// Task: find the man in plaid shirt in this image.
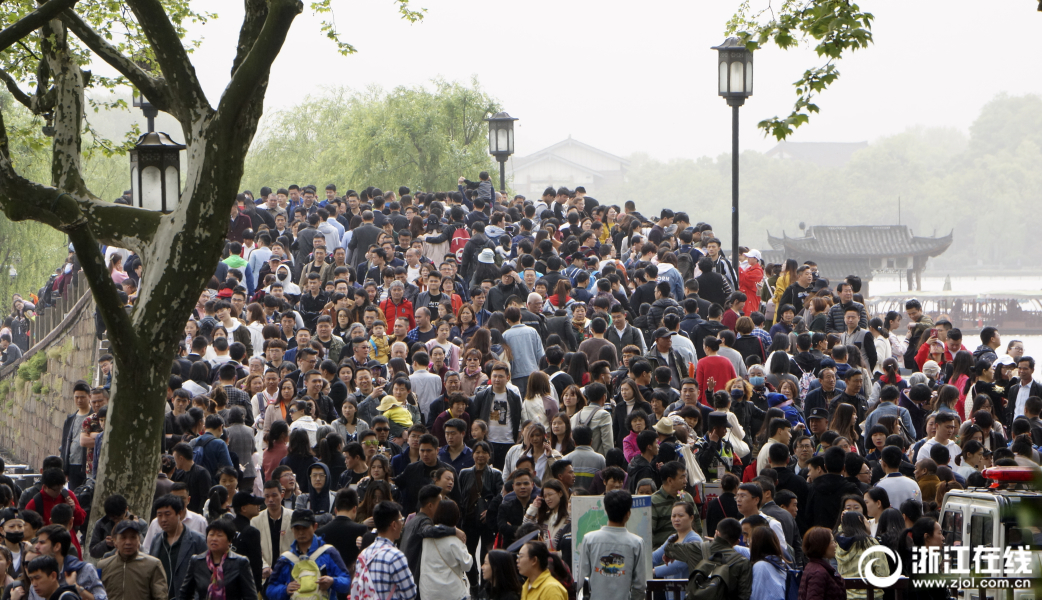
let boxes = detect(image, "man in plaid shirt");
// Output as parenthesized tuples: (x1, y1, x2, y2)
(353, 501, 417, 600)
(218, 363, 254, 426)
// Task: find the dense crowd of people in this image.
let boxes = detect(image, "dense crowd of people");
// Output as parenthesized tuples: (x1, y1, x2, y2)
(1, 175, 1038, 600)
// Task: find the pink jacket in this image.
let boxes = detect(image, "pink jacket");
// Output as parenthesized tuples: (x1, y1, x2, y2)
(623, 431, 640, 463)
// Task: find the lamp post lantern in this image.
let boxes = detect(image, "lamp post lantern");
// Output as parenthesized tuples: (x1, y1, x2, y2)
(129, 131, 185, 213)
(485, 111, 518, 198)
(712, 36, 753, 273)
(130, 87, 185, 213)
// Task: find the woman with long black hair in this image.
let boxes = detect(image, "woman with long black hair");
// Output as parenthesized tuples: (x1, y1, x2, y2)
(477, 550, 522, 600)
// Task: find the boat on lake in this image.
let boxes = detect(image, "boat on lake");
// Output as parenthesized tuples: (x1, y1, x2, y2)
(868, 291, 1042, 336)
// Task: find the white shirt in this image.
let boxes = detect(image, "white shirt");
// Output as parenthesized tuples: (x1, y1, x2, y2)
(1016, 381, 1034, 418)
(916, 437, 961, 466)
(142, 510, 207, 549)
(410, 370, 444, 421)
(876, 472, 922, 507)
(488, 391, 513, 444)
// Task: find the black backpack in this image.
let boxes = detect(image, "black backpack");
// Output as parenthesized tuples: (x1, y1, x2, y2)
(687, 541, 738, 600)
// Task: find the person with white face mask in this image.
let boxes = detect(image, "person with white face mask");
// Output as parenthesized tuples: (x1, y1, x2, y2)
(266, 264, 300, 301)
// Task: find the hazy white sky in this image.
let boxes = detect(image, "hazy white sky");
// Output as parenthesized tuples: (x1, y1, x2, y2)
(126, 1, 1042, 160)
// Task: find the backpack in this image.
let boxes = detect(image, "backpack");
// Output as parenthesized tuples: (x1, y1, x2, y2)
(33, 488, 72, 521)
(677, 251, 695, 282)
(450, 227, 470, 262)
(687, 541, 738, 600)
(797, 365, 817, 402)
(351, 550, 398, 600)
(280, 544, 334, 600)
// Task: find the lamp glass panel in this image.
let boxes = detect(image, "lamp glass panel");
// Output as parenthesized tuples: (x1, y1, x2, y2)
(729, 61, 744, 93)
(130, 165, 140, 207)
(496, 128, 508, 154)
(745, 60, 753, 94)
(719, 61, 728, 94)
(141, 166, 163, 212)
(488, 128, 495, 153)
(164, 166, 180, 211)
(507, 128, 514, 154)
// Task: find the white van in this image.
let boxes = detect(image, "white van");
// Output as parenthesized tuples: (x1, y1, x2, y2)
(939, 467, 1042, 600)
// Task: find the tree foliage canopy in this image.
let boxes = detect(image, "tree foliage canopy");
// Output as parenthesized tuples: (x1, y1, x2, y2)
(727, 0, 874, 140)
(243, 78, 499, 194)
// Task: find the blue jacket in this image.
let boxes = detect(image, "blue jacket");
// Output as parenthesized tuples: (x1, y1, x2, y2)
(265, 534, 351, 600)
(189, 432, 233, 477)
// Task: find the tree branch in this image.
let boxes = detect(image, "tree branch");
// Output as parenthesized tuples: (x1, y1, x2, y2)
(0, 109, 159, 251)
(60, 9, 172, 115)
(232, 0, 268, 75)
(0, 0, 79, 54)
(124, 0, 210, 116)
(0, 69, 33, 110)
(216, 0, 302, 129)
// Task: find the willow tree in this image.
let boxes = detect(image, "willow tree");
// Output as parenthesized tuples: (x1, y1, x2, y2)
(0, 0, 421, 522)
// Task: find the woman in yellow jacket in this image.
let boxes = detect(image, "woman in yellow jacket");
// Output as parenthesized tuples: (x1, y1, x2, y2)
(518, 541, 568, 600)
(771, 259, 798, 323)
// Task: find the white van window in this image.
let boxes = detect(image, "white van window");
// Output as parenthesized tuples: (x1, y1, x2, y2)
(941, 509, 963, 546)
(970, 514, 993, 548)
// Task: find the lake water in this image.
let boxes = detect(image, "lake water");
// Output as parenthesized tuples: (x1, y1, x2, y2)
(870, 274, 1042, 360)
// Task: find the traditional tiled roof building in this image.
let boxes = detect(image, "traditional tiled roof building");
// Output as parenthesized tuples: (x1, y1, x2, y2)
(767, 225, 952, 295)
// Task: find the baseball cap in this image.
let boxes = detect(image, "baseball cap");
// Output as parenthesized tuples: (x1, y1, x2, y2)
(995, 355, 1015, 367)
(232, 492, 266, 511)
(113, 520, 143, 536)
(652, 327, 671, 340)
(291, 509, 317, 528)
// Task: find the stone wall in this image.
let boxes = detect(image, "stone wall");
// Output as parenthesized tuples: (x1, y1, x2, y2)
(0, 292, 98, 470)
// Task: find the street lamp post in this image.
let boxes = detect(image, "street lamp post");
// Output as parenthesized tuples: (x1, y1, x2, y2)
(712, 37, 753, 273)
(130, 90, 185, 213)
(485, 111, 518, 198)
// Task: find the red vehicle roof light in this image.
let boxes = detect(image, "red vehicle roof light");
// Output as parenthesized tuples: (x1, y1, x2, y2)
(981, 466, 1037, 482)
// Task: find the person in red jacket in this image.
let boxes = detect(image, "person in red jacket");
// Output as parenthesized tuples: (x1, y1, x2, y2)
(380, 281, 416, 330)
(738, 249, 764, 316)
(913, 322, 968, 370)
(695, 336, 738, 406)
(24, 468, 86, 527)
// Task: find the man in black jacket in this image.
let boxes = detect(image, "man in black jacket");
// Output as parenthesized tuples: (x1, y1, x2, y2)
(690, 304, 729, 360)
(395, 434, 460, 514)
(472, 363, 523, 469)
(496, 469, 538, 549)
(778, 266, 815, 315)
(230, 492, 265, 591)
(460, 221, 492, 284)
(315, 489, 368, 576)
(628, 265, 659, 320)
(683, 279, 712, 320)
(824, 281, 868, 334)
(767, 443, 810, 534)
(695, 256, 731, 308)
(59, 381, 93, 490)
(171, 443, 211, 514)
(627, 431, 661, 493)
(346, 210, 382, 268)
(803, 447, 859, 530)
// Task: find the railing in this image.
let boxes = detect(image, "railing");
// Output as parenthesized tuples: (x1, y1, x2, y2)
(26, 272, 90, 349)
